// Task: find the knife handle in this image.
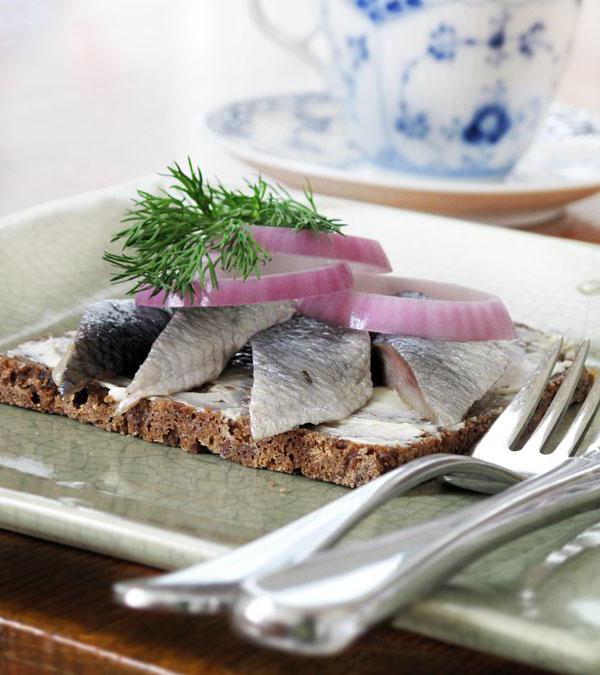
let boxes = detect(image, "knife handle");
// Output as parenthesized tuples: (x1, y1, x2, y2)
(233, 456, 600, 655)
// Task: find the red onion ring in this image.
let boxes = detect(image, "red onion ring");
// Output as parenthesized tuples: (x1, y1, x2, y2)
(250, 226, 392, 273)
(298, 275, 516, 341)
(135, 260, 354, 307)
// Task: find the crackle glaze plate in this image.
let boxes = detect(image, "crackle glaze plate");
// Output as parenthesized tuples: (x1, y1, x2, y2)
(1, 181, 600, 673)
(205, 93, 600, 227)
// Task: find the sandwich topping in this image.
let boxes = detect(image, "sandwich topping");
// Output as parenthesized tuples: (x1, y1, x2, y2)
(9, 162, 537, 443)
(9, 325, 561, 448)
(52, 300, 172, 397)
(249, 316, 372, 440)
(114, 301, 295, 415)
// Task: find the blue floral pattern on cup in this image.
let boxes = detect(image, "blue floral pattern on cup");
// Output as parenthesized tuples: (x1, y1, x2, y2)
(320, 0, 580, 177)
(428, 23, 460, 60)
(374, 9, 559, 164)
(352, 0, 423, 23)
(462, 103, 512, 145)
(346, 35, 369, 68)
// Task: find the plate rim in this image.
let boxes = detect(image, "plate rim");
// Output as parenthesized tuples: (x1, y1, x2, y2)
(2, 176, 600, 673)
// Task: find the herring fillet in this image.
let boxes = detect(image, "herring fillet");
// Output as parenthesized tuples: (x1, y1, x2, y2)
(115, 302, 295, 415)
(249, 316, 373, 440)
(374, 334, 518, 427)
(52, 300, 172, 396)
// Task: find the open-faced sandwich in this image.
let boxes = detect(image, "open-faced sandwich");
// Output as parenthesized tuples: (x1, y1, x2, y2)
(0, 162, 593, 487)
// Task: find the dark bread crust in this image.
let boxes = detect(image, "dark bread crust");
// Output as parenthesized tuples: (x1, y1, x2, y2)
(0, 354, 594, 488)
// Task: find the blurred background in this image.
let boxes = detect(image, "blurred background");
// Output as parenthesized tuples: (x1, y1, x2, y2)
(1, 0, 599, 216)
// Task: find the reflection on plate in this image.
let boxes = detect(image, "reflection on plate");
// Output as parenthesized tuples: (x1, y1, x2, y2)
(206, 92, 600, 227)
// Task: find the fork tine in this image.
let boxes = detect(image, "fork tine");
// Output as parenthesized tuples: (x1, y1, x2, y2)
(555, 375, 600, 459)
(583, 416, 600, 456)
(523, 340, 590, 454)
(474, 337, 563, 454)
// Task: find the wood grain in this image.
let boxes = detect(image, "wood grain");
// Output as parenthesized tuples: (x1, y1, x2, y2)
(528, 202, 600, 244)
(0, 530, 546, 675)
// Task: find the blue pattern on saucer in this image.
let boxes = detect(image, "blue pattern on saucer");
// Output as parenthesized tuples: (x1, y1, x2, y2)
(206, 92, 600, 185)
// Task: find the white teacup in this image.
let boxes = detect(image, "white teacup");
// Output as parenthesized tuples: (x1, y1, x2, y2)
(251, 0, 580, 178)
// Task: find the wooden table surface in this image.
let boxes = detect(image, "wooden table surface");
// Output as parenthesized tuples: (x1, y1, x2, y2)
(1, 1, 599, 673)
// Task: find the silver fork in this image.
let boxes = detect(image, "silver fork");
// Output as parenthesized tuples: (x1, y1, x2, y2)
(232, 350, 600, 655)
(114, 338, 596, 614)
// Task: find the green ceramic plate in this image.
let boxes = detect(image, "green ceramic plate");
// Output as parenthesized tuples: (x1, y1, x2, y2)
(1, 181, 600, 674)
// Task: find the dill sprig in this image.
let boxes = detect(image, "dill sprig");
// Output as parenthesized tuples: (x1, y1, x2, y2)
(103, 159, 345, 298)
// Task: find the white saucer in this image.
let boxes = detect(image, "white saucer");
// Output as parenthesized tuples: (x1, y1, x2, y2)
(205, 92, 600, 227)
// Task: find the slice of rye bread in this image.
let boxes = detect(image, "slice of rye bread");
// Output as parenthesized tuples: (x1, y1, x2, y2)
(0, 347, 595, 488)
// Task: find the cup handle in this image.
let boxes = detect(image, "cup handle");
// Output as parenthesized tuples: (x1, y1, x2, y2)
(249, 0, 327, 77)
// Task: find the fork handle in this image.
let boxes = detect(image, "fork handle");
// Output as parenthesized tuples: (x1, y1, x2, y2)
(115, 453, 518, 612)
(234, 456, 600, 655)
